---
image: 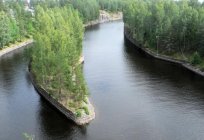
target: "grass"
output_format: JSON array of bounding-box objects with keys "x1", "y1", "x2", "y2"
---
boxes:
[
  {"x1": 42, "y1": 83, "x2": 92, "y2": 118},
  {"x1": 76, "y1": 110, "x2": 82, "y2": 118},
  {"x1": 82, "y1": 106, "x2": 90, "y2": 115}
]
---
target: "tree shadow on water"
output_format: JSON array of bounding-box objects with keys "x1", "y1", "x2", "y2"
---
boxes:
[{"x1": 36, "y1": 97, "x2": 87, "y2": 140}]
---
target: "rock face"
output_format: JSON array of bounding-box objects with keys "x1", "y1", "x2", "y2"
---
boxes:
[
  {"x1": 84, "y1": 10, "x2": 123, "y2": 27},
  {"x1": 99, "y1": 10, "x2": 123, "y2": 23}
]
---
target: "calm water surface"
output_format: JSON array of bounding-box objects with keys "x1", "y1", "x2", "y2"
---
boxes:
[{"x1": 1, "y1": 21, "x2": 204, "y2": 140}]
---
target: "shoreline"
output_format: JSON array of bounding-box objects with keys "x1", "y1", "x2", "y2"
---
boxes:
[
  {"x1": 28, "y1": 55, "x2": 95, "y2": 125},
  {"x1": 84, "y1": 17, "x2": 122, "y2": 27},
  {"x1": 29, "y1": 71, "x2": 95, "y2": 125},
  {"x1": 0, "y1": 12, "x2": 122, "y2": 125},
  {"x1": 124, "y1": 27, "x2": 204, "y2": 77},
  {"x1": 29, "y1": 14, "x2": 121, "y2": 124},
  {"x1": 84, "y1": 10, "x2": 123, "y2": 27},
  {"x1": 0, "y1": 39, "x2": 33, "y2": 58}
]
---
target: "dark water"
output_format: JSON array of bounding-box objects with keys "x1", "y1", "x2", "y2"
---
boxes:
[{"x1": 1, "y1": 21, "x2": 204, "y2": 140}]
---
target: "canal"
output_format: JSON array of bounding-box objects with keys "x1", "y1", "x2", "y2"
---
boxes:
[{"x1": 1, "y1": 21, "x2": 204, "y2": 139}]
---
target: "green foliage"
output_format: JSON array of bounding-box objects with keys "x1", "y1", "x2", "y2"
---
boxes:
[
  {"x1": 23, "y1": 133, "x2": 35, "y2": 140},
  {"x1": 123, "y1": 0, "x2": 204, "y2": 56},
  {"x1": 97, "y1": 0, "x2": 126, "y2": 12},
  {"x1": 0, "y1": 1, "x2": 34, "y2": 48},
  {"x1": 0, "y1": 0, "x2": 125, "y2": 115},
  {"x1": 32, "y1": 5, "x2": 87, "y2": 110},
  {"x1": 0, "y1": 11, "x2": 10, "y2": 48},
  {"x1": 76, "y1": 110, "x2": 82, "y2": 118},
  {"x1": 191, "y1": 52, "x2": 202, "y2": 65},
  {"x1": 200, "y1": 63, "x2": 204, "y2": 71},
  {"x1": 83, "y1": 106, "x2": 90, "y2": 115},
  {"x1": 70, "y1": 0, "x2": 100, "y2": 23}
]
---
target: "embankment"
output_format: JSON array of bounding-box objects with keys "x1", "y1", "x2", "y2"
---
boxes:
[
  {"x1": 29, "y1": 70, "x2": 95, "y2": 125},
  {"x1": 29, "y1": 57, "x2": 95, "y2": 125},
  {"x1": 30, "y1": 11, "x2": 122, "y2": 125},
  {"x1": 124, "y1": 27, "x2": 204, "y2": 77},
  {"x1": 0, "y1": 39, "x2": 33, "y2": 58}
]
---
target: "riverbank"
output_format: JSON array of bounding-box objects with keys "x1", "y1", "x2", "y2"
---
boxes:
[
  {"x1": 9, "y1": 10, "x2": 121, "y2": 126},
  {"x1": 84, "y1": 10, "x2": 122, "y2": 27},
  {"x1": 29, "y1": 70, "x2": 95, "y2": 125},
  {"x1": 29, "y1": 54, "x2": 95, "y2": 125},
  {"x1": 124, "y1": 27, "x2": 204, "y2": 77},
  {"x1": 0, "y1": 36, "x2": 93, "y2": 125},
  {"x1": 0, "y1": 39, "x2": 33, "y2": 58}
]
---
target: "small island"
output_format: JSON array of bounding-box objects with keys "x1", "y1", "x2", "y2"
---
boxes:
[
  {"x1": 29, "y1": 5, "x2": 95, "y2": 125},
  {"x1": 29, "y1": 3, "x2": 122, "y2": 125}
]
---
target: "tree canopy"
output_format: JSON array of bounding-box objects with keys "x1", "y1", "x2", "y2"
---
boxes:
[
  {"x1": 124, "y1": 0, "x2": 204, "y2": 58},
  {"x1": 31, "y1": 5, "x2": 88, "y2": 112},
  {"x1": 0, "y1": 1, "x2": 33, "y2": 49}
]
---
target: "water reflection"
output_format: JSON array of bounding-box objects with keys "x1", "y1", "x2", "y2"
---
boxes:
[
  {"x1": 37, "y1": 98, "x2": 87, "y2": 139},
  {"x1": 1, "y1": 21, "x2": 204, "y2": 140},
  {"x1": 124, "y1": 37, "x2": 204, "y2": 114}
]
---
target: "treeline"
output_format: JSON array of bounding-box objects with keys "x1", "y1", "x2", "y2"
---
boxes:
[
  {"x1": 70, "y1": 0, "x2": 99, "y2": 23},
  {"x1": 0, "y1": 0, "x2": 125, "y2": 50},
  {"x1": 97, "y1": 0, "x2": 127, "y2": 12},
  {"x1": 32, "y1": 5, "x2": 87, "y2": 111},
  {"x1": 30, "y1": 0, "x2": 99, "y2": 23},
  {"x1": 0, "y1": 0, "x2": 124, "y2": 114},
  {"x1": 124, "y1": 0, "x2": 204, "y2": 65},
  {"x1": 30, "y1": 0, "x2": 125, "y2": 23},
  {"x1": 0, "y1": 1, "x2": 33, "y2": 49}
]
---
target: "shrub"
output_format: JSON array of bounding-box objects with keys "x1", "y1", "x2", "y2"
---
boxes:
[
  {"x1": 191, "y1": 52, "x2": 202, "y2": 65},
  {"x1": 23, "y1": 133, "x2": 35, "y2": 140},
  {"x1": 83, "y1": 98, "x2": 88, "y2": 104},
  {"x1": 76, "y1": 110, "x2": 82, "y2": 118},
  {"x1": 83, "y1": 106, "x2": 89, "y2": 115}
]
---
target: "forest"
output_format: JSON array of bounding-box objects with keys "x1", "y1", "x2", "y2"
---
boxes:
[
  {"x1": 123, "y1": 0, "x2": 204, "y2": 69},
  {"x1": 31, "y1": 5, "x2": 87, "y2": 114},
  {"x1": 0, "y1": 0, "x2": 126, "y2": 117},
  {"x1": 2, "y1": 0, "x2": 204, "y2": 118},
  {"x1": 0, "y1": 0, "x2": 126, "y2": 50},
  {"x1": 29, "y1": 0, "x2": 125, "y2": 116},
  {"x1": 0, "y1": 1, "x2": 33, "y2": 49}
]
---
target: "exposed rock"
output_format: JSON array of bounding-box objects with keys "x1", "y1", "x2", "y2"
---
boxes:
[{"x1": 84, "y1": 10, "x2": 123, "y2": 27}]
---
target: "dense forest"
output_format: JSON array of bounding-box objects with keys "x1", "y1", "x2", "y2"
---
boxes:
[
  {"x1": 97, "y1": 0, "x2": 126, "y2": 12},
  {"x1": 32, "y1": 5, "x2": 87, "y2": 114},
  {"x1": 30, "y1": 0, "x2": 125, "y2": 116},
  {"x1": 124, "y1": 0, "x2": 204, "y2": 68},
  {"x1": 30, "y1": 0, "x2": 124, "y2": 23},
  {"x1": 0, "y1": 0, "x2": 125, "y2": 117},
  {"x1": 0, "y1": 1, "x2": 33, "y2": 49},
  {"x1": 0, "y1": 0, "x2": 125, "y2": 50}
]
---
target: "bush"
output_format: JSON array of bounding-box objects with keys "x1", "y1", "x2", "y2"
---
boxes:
[
  {"x1": 23, "y1": 133, "x2": 35, "y2": 140},
  {"x1": 83, "y1": 98, "x2": 88, "y2": 104},
  {"x1": 83, "y1": 106, "x2": 89, "y2": 115},
  {"x1": 76, "y1": 110, "x2": 82, "y2": 118},
  {"x1": 191, "y1": 52, "x2": 202, "y2": 65}
]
